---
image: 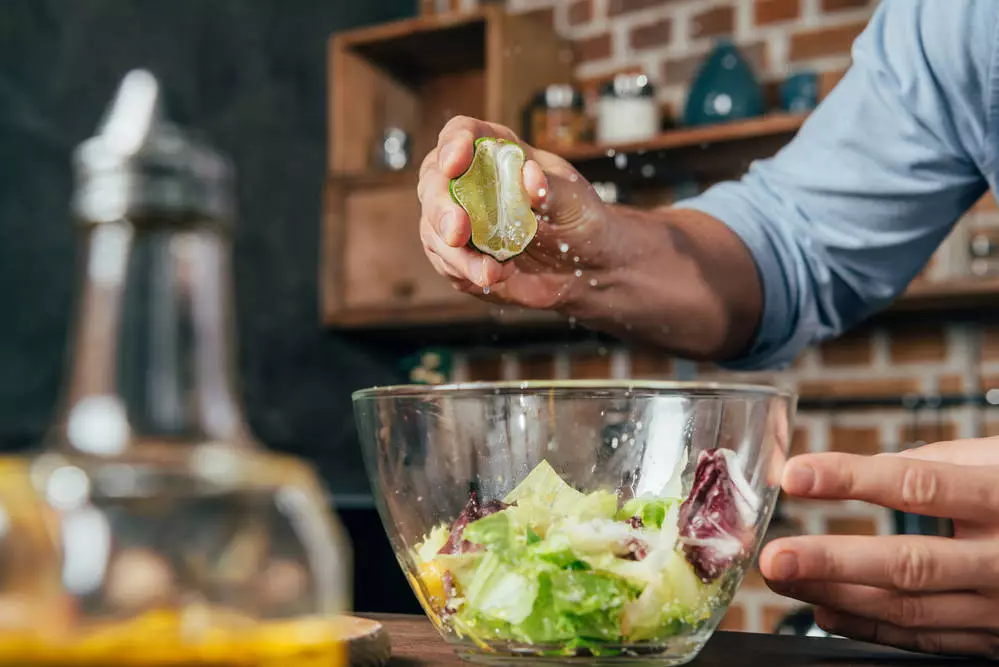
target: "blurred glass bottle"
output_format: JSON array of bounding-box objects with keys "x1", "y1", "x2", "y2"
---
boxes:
[{"x1": 15, "y1": 70, "x2": 352, "y2": 666}]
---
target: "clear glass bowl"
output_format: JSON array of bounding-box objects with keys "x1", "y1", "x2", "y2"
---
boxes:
[{"x1": 353, "y1": 380, "x2": 796, "y2": 666}]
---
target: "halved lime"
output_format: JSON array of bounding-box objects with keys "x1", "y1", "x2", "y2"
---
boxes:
[{"x1": 449, "y1": 137, "x2": 538, "y2": 262}]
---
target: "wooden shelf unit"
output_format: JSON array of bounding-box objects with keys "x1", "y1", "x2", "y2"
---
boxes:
[{"x1": 322, "y1": 7, "x2": 574, "y2": 328}]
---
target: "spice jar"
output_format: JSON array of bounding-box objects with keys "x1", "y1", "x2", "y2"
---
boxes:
[
  {"x1": 523, "y1": 84, "x2": 589, "y2": 152},
  {"x1": 596, "y1": 74, "x2": 660, "y2": 145}
]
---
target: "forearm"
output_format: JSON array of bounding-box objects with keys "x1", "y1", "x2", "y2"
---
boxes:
[{"x1": 561, "y1": 204, "x2": 763, "y2": 362}]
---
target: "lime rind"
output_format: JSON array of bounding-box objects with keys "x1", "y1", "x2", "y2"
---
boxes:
[{"x1": 449, "y1": 137, "x2": 539, "y2": 262}]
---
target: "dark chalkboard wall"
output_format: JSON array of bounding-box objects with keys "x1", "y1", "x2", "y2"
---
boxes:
[{"x1": 0, "y1": 0, "x2": 419, "y2": 500}]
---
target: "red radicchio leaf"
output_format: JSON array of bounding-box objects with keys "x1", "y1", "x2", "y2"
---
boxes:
[
  {"x1": 438, "y1": 491, "x2": 513, "y2": 555},
  {"x1": 622, "y1": 537, "x2": 649, "y2": 561},
  {"x1": 678, "y1": 449, "x2": 754, "y2": 583}
]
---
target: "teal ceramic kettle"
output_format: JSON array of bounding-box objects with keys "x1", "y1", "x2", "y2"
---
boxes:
[{"x1": 683, "y1": 40, "x2": 765, "y2": 127}]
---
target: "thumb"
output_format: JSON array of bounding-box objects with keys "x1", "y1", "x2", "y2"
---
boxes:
[{"x1": 525, "y1": 153, "x2": 604, "y2": 232}]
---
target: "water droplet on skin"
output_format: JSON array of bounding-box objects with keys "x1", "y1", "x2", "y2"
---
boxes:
[
  {"x1": 573, "y1": 256, "x2": 580, "y2": 263},
  {"x1": 614, "y1": 154, "x2": 628, "y2": 169},
  {"x1": 570, "y1": 174, "x2": 579, "y2": 182},
  {"x1": 540, "y1": 202, "x2": 550, "y2": 212},
  {"x1": 589, "y1": 278, "x2": 598, "y2": 287},
  {"x1": 611, "y1": 437, "x2": 619, "y2": 449},
  {"x1": 559, "y1": 242, "x2": 570, "y2": 253},
  {"x1": 606, "y1": 149, "x2": 617, "y2": 158},
  {"x1": 483, "y1": 285, "x2": 491, "y2": 295},
  {"x1": 590, "y1": 464, "x2": 597, "y2": 473},
  {"x1": 574, "y1": 269, "x2": 582, "y2": 277},
  {"x1": 537, "y1": 187, "x2": 547, "y2": 199},
  {"x1": 636, "y1": 421, "x2": 643, "y2": 430}
]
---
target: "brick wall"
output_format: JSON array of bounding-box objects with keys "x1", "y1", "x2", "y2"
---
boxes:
[
  {"x1": 502, "y1": 0, "x2": 879, "y2": 119},
  {"x1": 440, "y1": 0, "x2": 999, "y2": 633}
]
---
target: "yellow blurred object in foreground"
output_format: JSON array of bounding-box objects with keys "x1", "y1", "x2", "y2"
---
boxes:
[{"x1": 0, "y1": 608, "x2": 347, "y2": 666}]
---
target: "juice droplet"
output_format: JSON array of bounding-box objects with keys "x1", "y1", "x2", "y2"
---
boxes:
[
  {"x1": 537, "y1": 187, "x2": 547, "y2": 199},
  {"x1": 559, "y1": 242, "x2": 570, "y2": 253},
  {"x1": 573, "y1": 256, "x2": 580, "y2": 262},
  {"x1": 589, "y1": 278, "x2": 598, "y2": 287},
  {"x1": 606, "y1": 149, "x2": 617, "y2": 157},
  {"x1": 574, "y1": 269, "x2": 582, "y2": 277}
]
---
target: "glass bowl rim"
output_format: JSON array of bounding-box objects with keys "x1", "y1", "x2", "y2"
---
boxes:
[{"x1": 352, "y1": 379, "x2": 797, "y2": 401}]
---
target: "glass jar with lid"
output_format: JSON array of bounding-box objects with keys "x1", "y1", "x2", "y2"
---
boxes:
[{"x1": 596, "y1": 73, "x2": 660, "y2": 145}]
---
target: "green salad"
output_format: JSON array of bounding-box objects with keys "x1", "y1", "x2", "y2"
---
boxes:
[{"x1": 409, "y1": 451, "x2": 758, "y2": 651}]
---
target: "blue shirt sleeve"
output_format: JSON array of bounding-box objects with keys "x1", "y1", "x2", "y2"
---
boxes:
[{"x1": 676, "y1": 0, "x2": 997, "y2": 371}]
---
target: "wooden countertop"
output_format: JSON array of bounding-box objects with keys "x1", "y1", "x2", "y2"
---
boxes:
[{"x1": 362, "y1": 613, "x2": 981, "y2": 666}]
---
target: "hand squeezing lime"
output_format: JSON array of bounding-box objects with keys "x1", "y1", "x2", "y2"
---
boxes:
[{"x1": 449, "y1": 138, "x2": 538, "y2": 262}]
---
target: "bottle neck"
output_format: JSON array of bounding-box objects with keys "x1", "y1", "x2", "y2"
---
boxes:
[{"x1": 59, "y1": 219, "x2": 250, "y2": 455}]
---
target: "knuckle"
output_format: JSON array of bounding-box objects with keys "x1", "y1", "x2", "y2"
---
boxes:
[
  {"x1": 914, "y1": 632, "x2": 945, "y2": 656},
  {"x1": 891, "y1": 544, "x2": 935, "y2": 591},
  {"x1": 439, "y1": 115, "x2": 471, "y2": 139},
  {"x1": 983, "y1": 636, "x2": 999, "y2": 661},
  {"x1": 888, "y1": 596, "x2": 923, "y2": 628},
  {"x1": 900, "y1": 466, "x2": 938, "y2": 508},
  {"x1": 832, "y1": 461, "x2": 856, "y2": 496}
]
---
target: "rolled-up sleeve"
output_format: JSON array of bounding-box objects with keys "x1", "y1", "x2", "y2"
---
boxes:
[{"x1": 676, "y1": 0, "x2": 996, "y2": 370}]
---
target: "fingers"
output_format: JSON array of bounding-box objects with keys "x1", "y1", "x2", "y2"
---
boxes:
[
  {"x1": 780, "y1": 452, "x2": 999, "y2": 523},
  {"x1": 768, "y1": 581, "x2": 999, "y2": 632},
  {"x1": 815, "y1": 608, "x2": 999, "y2": 659},
  {"x1": 421, "y1": 222, "x2": 512, "y2": 287},
  {"x1": 419, "y1": 166, "x2": 470, "y2": 247},
  {"x1": 759, "y1": 533, "x2": 999, "y2": 592},
  {"x1": 437, "y1": 116, "x2": 522, "y2": 179},
  {"x1": 897, "y1": 437, "x2": 999, "y2": 467},
  {"x1": 523, "y1": 160, "x2": 549, "y2": 210}
]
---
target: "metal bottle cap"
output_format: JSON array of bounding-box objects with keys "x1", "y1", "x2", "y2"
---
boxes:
[{"x1": 72, "y1": 69, "x2": 234, "y2": 227}]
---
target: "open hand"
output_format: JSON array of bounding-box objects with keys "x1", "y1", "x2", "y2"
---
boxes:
[
  {"x1": 418, "y1": 116, "x2": 609, "y2": 310},
  {"x1": 759, "y1": 438, "x2": 999, "y2": 659}
]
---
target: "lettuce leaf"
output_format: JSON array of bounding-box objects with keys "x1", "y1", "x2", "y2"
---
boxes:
[
  {"x1": 413, "y1": 523, "x2": 451, "y2": 564},
  {"x1": 618, "y1": 497, "x2": 677, "y2": 530},
  {"x1": 503, "y1": 459, "x2": 584, "y2": 512}
]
